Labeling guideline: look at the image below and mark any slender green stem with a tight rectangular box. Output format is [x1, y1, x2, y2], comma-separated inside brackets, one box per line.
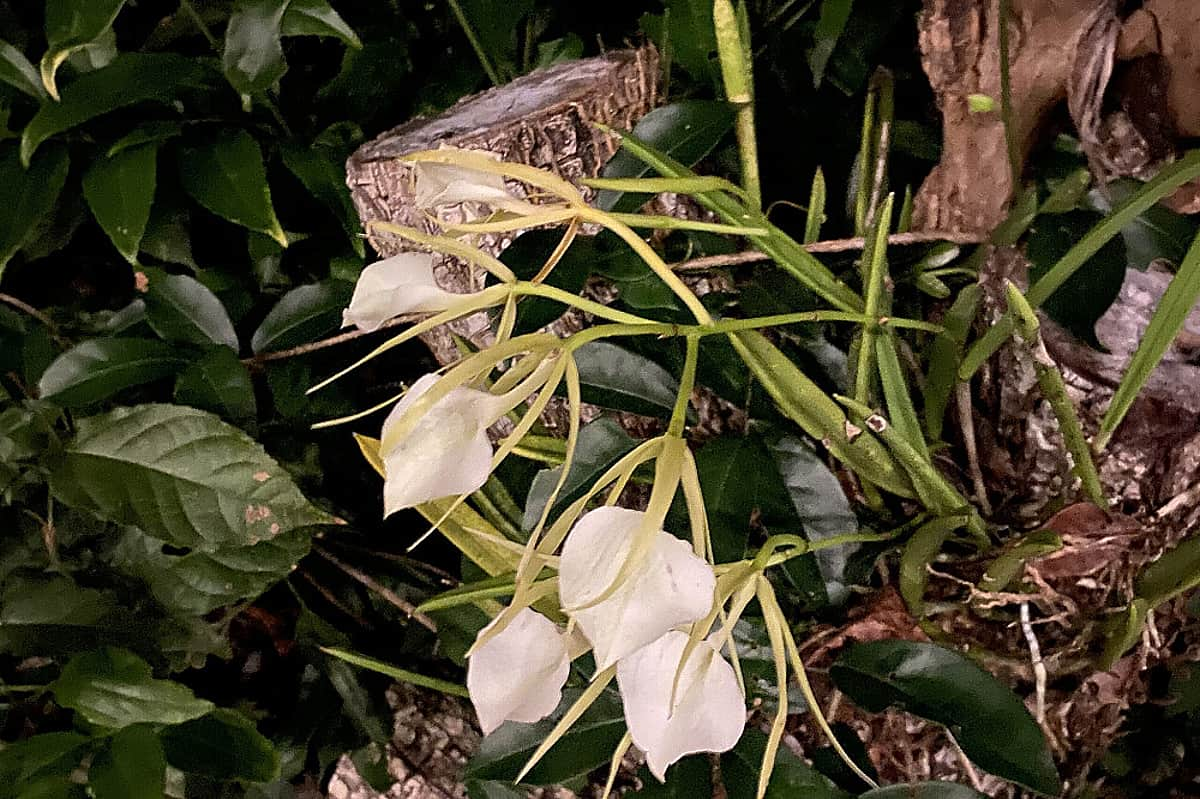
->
[668, 335, 700, 437]
[446, 0, 502, 86]
[514, 283, 651, 325]
[854, 194, 894, 402]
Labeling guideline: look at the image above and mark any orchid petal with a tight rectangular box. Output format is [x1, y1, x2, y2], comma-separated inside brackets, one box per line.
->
[616, 631, 745, 781]
[381, 373, 503, 514]
[343, 253, 466, 332]
[559, 507, 715, 670]
[414, 161, 532, 211]
[467, 608, 570, 734]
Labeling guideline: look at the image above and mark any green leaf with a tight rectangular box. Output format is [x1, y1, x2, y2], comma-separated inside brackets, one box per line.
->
[87, 726, 165, 799]
[141, 267, 238, 348]
[466, 780, 526, 799]
[899, 516, 968, 613]
[573, 340, 680, 417]
[174, 347, 256, 426]
[280, 142, 364, 256]
[535, 35, 583, 69]
[831, 640, 1060, 795]
[51, 647, 214, 729]
[141, 198, 197, 269]
[0, 142, 70, 278]
[0, 41, 46, 100]
[859, 785, 986, 799]
[106, 120, 185, 157]
[721, 728, 851, 799]
[0, 732, 90, 794]
[977, 529, 1062, 593]
[0, 574, 116, 628]
[320, 647, 470, 698]
[466, 687, 626, 785]
[281, 0, 362, 48]
[82, 144, 157, 265]
[113, 525, 311, 614]
[50, 403, 329, 551]
[1026, 210, 1127, 348]
[250, 281, 353, 353]
[1100, 226, 1200, 446]
[38, 338, 186, 407]
[923, 283, 981, 440]
[763, 427, 860, 605]
[1135, 534, 1200, 606]
[160, 709, 279, 782]
[630, 756, 711, 798]
[691, 433, 781, 562]
[178, 130, 286, 245]
[40, 0, 127, 100]
[21, 54, 211, 166]
[522, 418, 637, 532]
[809, 0, 855, 88]
[598, 101, 735, 212]
[1096, 179, 1197, 270]
[642, 0, 717, 85]
[223, 0, 289, 96]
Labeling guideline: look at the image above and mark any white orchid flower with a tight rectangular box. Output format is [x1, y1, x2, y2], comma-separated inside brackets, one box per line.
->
[413, 161, 537, 214]
[380, 373, 509, 515]
[558, 506, 716, 671]
[467, 608, 570, 735]
[616, 630, 745, 780]
[343, 252, 468, 332]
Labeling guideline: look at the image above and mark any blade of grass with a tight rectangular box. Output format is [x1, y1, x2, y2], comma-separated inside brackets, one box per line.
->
[804, 167, 826, 244]
[321, 648, 469, 697]
[854, 193, 895, 403]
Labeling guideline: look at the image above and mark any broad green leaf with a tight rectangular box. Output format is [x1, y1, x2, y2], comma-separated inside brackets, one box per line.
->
[466, 687, 625, 785]
[0, 574, 115, 627]
[178, 130, 286, 245]
[1096, 179, 1197, 270]
[38, 338, 186, 407]
[51, 647, 214, 729]
[0, 142, 70, 278]
[174, 347, 256, 426]
[50, 403, 329, 550]
[281, 0, 362, 48]
[40, 0, 127, 100]
[454, 0, 533, 80]
[831, 640, 1060, 795]
[859, 785, 986, 799]
[141, 198, 197, 269]
[535, 35, 583, 69]
[466, 780, 526, 799]
[1135, 534, 1200, 606]
[809, 0, 855, 88]
[641, 0, 717, 85]
[573, 340, 680, 417]
[87, 725, 165, 799]
[1100, 226, 1200, 447]
[691, 433, 784, 562]
[0, 41, 46, 100]
[107, 120, 185, 156]
[21, 54, 211, 166]
[0, 732, 90, 794]
[223, 0, 289, 96]
[522, 418, 637, 532]
[160, 709, 279, 782]
[721, 728, 851, 799]
[763, 427, 860, 605]
[251, 281, 353, 353]
[82, 144, 157, 265]
[1026, 210, 1127, 348]
[630, 756, 711, 798]
[113, 525, 311, 614]
[141, 267, 238, 348]
[597, 101, 735, 212]
[501, 230, 594, 335]
[280, 142, 364, 256]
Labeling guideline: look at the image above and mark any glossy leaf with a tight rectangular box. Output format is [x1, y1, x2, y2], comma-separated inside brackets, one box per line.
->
[809, 0, 855, 88]
[113, 525, 311, 615]
[721, 728, 851, 799]
[50, 403, 329, 551]
[1026, 210, 1126, 348]
[0, 142, 70, 278]
[141, 198, 197, 269]
[280, 142, 364, 256]
[51, 647, 214, 729]
[106, 120, 185, 156]
[465, 687, 626, 786]
[573, 340, 680, 417]
[251, 281, 353, 353]
[160, 709, 279, 782]
[597, 101, 735, 212]
[0, 41, 46, 100]
[831, 640, 1060, 794]
[629, 756, 711, 798]
[223, 0, 288, 96]
[641, 0, 717, 85]
[1099, 179, 1197, 270]
[40, 0, 126, 100]
[38, 338, 186, 407]
[141, 267, 238, 348]
[21, 54, 211, 166]
[0, 732, 90, 790]
[691, 432, 791, 563]
[859, 785, 986, 799]
[82, 144, 157, 264]
[466, 780, 526, 799]
[88, 725, 165, 799]
[178, 130, 286, 245]
[281, 0, 362, 48]
[1135, 534, 1200, 606]
[522, 418, 637, 532]
[174, 347, 256, 425]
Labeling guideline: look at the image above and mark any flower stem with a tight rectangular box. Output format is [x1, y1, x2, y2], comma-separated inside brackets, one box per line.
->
[668, 335, 700, 437]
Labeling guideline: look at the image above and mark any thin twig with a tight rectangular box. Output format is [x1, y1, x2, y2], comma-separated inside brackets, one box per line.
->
[241, 313, 423, 366]
[956, 382, 993, 516]
[945, 729, 985, 790]
[1020, 601, 1047, 724]
[0, 292, 65, 344]
[313, 544, 437, 631]
[669, 231, 986, 272]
